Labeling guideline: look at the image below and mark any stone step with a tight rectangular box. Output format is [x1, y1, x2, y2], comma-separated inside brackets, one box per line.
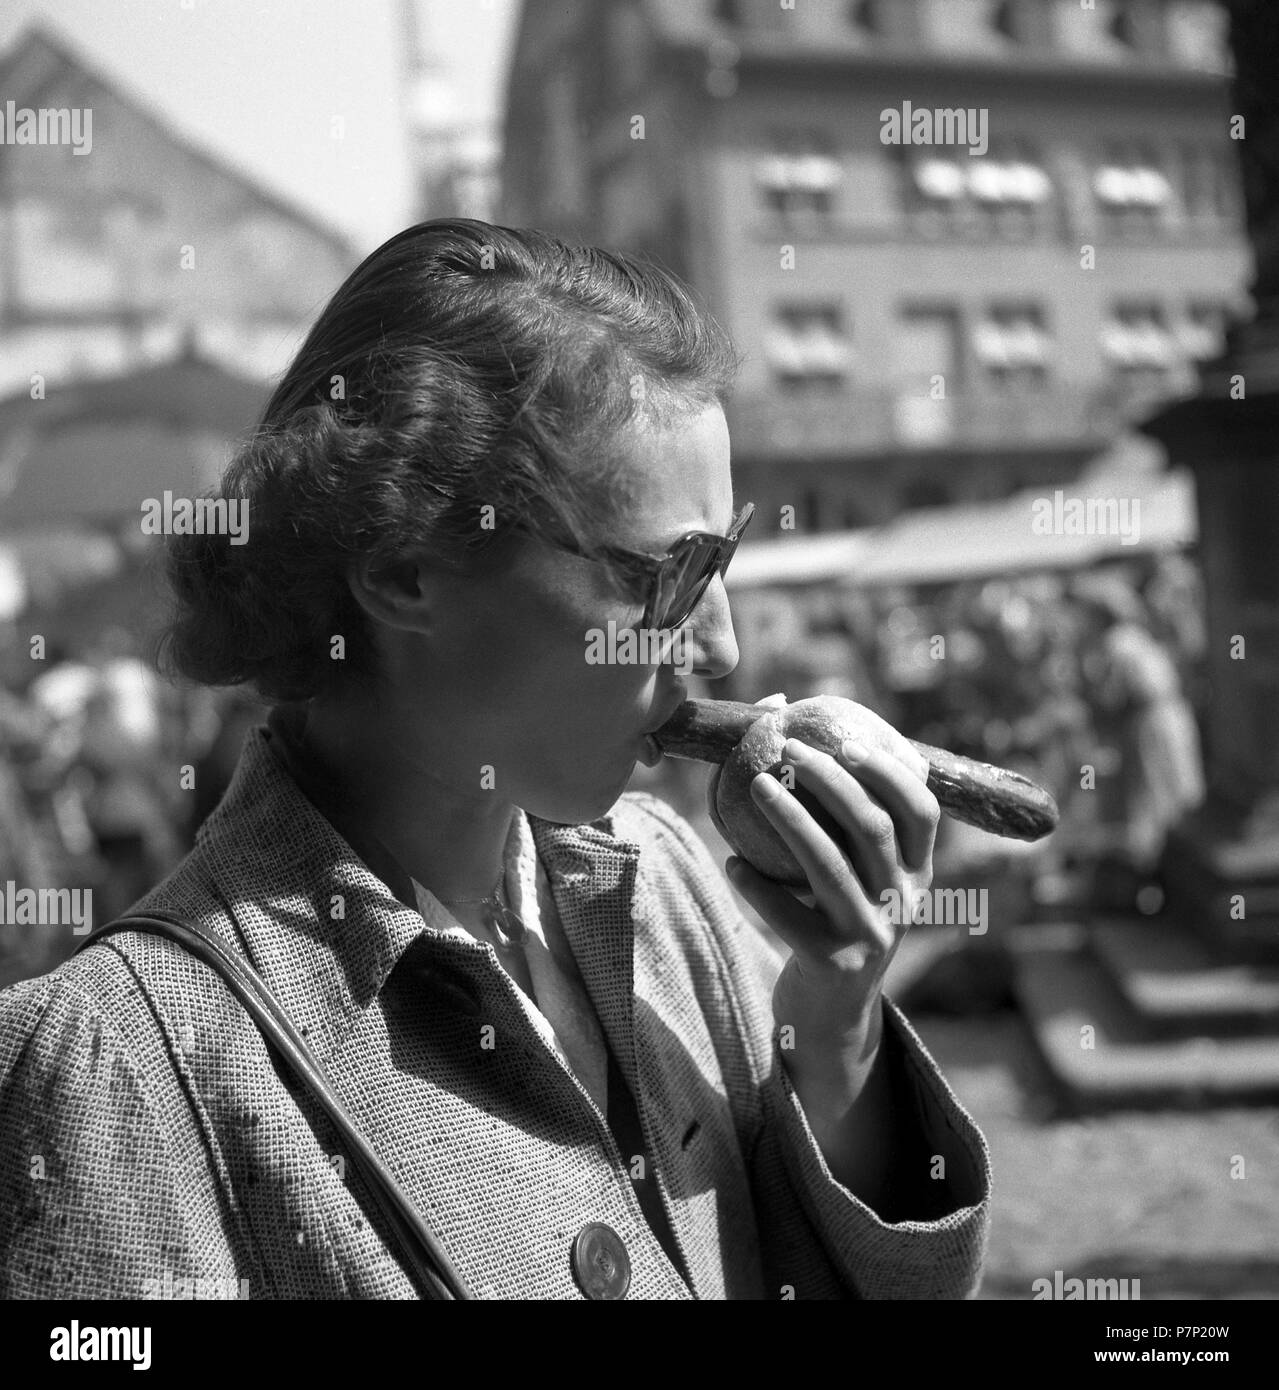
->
[1011, 932, 1279, 1110]
[1160, 824, 1279, 964]
[1088, 917, 1279, 1037]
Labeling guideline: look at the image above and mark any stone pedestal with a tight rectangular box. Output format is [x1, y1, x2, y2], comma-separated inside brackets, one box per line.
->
[1144, 379, 1279, 961]
[1141, 0, 1279, 962]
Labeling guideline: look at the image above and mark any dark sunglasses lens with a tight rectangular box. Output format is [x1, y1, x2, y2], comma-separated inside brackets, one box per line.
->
[659, 538, 721, 628]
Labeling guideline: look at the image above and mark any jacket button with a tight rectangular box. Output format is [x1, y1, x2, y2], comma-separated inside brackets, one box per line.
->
[571, 1222, 631, 1300]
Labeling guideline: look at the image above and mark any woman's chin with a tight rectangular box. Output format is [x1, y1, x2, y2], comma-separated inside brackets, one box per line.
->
[524, 771, 634, 827]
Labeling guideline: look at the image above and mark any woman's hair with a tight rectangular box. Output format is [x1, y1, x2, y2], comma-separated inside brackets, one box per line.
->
[161, 218, 741, 702]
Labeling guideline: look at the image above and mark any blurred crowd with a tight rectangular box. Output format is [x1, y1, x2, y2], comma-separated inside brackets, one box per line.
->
[0, 552, 1206, 985]
[0, 626, 261, 985]
[712, 552, 1207, 913]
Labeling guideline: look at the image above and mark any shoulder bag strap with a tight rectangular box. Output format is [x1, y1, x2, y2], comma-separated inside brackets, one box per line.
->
[79, 909, 472, 1302]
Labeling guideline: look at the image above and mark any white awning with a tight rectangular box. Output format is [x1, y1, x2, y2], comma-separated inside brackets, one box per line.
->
[914, 158, 965, 200]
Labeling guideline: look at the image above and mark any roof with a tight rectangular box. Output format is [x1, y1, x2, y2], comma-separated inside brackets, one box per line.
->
[0, 345, 269, 440]
[637, 0, 1230, 86]
[0, 23, 357, 261]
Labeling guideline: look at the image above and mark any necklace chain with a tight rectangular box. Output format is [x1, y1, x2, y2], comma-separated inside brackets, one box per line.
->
[435, 874, 527, 946]
[434, 874, 507, 908]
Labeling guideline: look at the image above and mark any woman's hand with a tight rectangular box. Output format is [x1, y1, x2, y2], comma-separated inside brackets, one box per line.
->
[724, 714, 939, 1195]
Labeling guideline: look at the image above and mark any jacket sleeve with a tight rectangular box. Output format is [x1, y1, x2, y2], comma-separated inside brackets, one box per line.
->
[628, 792, 992, 1300]
[0, 968, 242, 1299]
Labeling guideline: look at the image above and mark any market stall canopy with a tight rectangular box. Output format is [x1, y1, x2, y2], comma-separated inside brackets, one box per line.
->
[726, 528, 875, 588]
[849, 468, 1193, 587]
[0, 421, 238, 527]
[0, 346, 269, 437]
[0, 347, 268, 528]
[727, 438, 1194, 590]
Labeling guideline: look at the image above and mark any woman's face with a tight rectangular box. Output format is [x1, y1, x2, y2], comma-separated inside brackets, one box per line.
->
[381, 401, 740, 825]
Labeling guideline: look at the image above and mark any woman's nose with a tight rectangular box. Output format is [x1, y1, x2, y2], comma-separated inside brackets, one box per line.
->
[684, 576, 738, 680]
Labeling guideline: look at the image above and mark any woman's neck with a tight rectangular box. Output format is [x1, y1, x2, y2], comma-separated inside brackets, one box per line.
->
[268, 694, 517, 904]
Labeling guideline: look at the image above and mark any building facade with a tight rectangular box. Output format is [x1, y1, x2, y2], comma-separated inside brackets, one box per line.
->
[399, 0, 501, 223]
[501, 0, 1249, 532]
[0, 25, 356, 399]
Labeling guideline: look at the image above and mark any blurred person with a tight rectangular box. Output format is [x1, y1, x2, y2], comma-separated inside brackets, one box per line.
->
[0, 687, 81, 986]
[76, 629, 184, 921]
[1074, 573, 1205, 875]
[1143, 553, 1208, 692]
[0, 220, 988, 1301]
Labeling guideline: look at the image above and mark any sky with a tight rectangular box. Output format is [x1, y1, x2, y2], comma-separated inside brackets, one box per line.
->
[0, 0, 522, 252]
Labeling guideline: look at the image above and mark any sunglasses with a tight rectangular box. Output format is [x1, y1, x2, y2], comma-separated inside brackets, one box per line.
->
[556, 501, 755, 630]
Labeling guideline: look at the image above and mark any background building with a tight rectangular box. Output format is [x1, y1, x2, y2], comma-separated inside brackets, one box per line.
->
[501, 0, 1249, 529]
[400, 0, 502, 222]
[0, 24, 356, 398]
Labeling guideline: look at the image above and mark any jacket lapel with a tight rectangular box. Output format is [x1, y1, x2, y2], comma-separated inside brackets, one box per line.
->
[532, 815, 745, 1299]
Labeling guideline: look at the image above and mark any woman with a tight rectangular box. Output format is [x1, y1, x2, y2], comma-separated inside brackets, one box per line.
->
[0, 220, 989, 1300]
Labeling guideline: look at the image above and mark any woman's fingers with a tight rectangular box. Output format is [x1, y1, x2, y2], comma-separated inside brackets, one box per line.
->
[724, 854, 879, 970]
[782, 737, 940, 875]
[745, 774, 901, 961]
[748, 771, 864, 914]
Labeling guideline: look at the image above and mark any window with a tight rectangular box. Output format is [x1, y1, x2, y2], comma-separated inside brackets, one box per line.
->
[924, 0, 1011, 52]
[1055, 0, 1161, 61]
[1178, 143, 1237, 224]
[1101, 303, 1179, 385]
[766, 304, 852, 389]
[11, 196, 140, 314]
[973, 305, 1052, 390]
[756, 131, 841, 222]
[903, 138, 1053, 238]
[973, 137, 1054, 236]
[1108, 2, 1139, 47]
[892, 306, 959, 444]
[991, 1, 1019, 41]
[1178, 302, 1231, 361]
[1094, 141, 1173, 236]
[1166, 1, 1230, 73]
[849, 0, 884, 34]
[895, 306, 960, 387]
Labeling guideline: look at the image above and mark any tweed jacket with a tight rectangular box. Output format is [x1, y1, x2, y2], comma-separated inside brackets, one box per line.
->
[0, 724, 991, 1300]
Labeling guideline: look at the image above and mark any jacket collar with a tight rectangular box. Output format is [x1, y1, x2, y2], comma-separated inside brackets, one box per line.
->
[188, 719, 643, 1070]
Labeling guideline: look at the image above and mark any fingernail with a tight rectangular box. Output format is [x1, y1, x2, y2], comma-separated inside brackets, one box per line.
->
[781, 737, 807, 761]
[751, 773, 782, 801]
[841, 739, 869, 764]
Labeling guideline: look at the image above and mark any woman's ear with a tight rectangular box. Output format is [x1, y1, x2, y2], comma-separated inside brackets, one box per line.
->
[346, 551, 441, 636]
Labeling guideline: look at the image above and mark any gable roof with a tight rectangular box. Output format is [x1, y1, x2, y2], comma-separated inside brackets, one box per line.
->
[0, 22, 357, 261]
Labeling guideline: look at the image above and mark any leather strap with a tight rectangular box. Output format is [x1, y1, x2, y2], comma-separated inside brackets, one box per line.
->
[79, 909, 472, 1301]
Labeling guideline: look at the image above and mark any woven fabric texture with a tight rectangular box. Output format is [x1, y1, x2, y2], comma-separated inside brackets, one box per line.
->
[0, 723, 991, 1299]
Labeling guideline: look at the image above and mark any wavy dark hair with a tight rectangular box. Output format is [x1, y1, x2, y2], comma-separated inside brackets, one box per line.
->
[160, 219, 741, 703]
